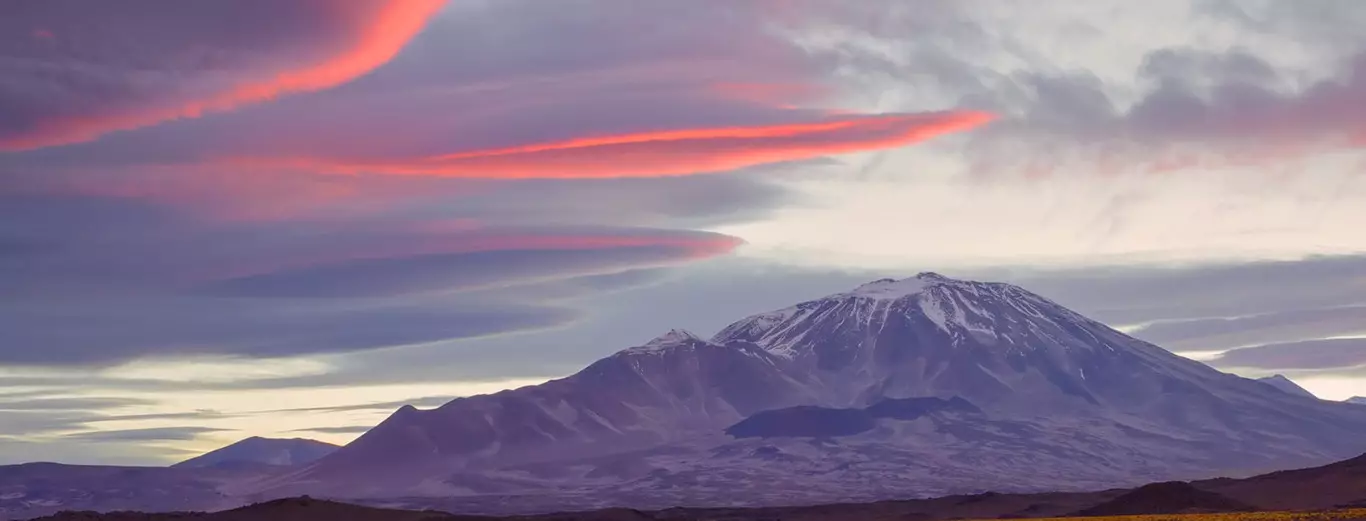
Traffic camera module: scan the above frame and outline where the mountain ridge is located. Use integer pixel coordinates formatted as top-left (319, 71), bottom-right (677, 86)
top-left (243, 273), bottom-right (1366, 508)
top-left (1256, 375), bottom-right (1316, 399)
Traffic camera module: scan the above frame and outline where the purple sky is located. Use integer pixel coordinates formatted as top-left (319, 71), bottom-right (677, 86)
top-left (2, 0), bottom-right (1365, 464)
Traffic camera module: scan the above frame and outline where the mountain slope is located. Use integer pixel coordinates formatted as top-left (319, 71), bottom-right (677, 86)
top-left (264, 329), bottom-right (817, 497)
top-left (1256, 375), bottom-right (1316, 398)
top-left (254, 274), bottom-right (1366, 508)
top-left (173, 437), bottom-right (338, 469)
top-left (1348, 396), bottom-right (1366, 405)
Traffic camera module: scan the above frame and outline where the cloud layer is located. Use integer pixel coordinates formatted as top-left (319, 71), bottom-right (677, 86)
top-left (0, 0), bottom-right (444, 150)
top-left (249, 110), bottom-right (993, 178)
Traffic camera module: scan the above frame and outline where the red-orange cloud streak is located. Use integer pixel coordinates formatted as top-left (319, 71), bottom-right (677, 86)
top-left (257, 110), bottom-right (995, 178)
top-left (1, 1), bottom-right (445, 152)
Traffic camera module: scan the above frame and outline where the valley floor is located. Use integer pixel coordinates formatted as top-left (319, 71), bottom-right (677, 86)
top-left (20, 499), bottom-right (1366, 521)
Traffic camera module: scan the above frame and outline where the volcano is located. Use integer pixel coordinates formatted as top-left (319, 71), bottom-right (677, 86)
top-left (253, 273), bottom-right (1366, 511)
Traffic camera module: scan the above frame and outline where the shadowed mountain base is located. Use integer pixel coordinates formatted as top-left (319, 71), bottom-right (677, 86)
top-left (20, 453), bottom-right (1366, 521)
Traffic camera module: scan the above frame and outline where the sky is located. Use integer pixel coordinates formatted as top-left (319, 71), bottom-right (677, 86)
top-left (2, 0), bottom-right (1365, 465)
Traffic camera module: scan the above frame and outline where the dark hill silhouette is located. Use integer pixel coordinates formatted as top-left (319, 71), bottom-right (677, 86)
top-left (1072, 481), bottom-right (1254, 516)
top-left (1199, 452), bottom-right (1366, 510)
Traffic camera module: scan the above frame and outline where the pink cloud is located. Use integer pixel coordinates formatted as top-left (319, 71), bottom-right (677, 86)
top-left (0, 1), bottom-right (445, 152)
top-left (237, 110), bottom-right (994, 179)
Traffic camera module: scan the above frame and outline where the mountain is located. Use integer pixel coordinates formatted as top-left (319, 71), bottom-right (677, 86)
top-left (1349, 396), bottom-right (1366, 405)
top-left (242, 273), bottom-right (1366, 511)
top-left (173, 437), bottom-right (338, 469)
top-left (1256, 375), bottom-right (1316, 398)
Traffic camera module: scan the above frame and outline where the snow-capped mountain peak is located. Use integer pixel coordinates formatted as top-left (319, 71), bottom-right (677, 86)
top-left (844, 272), bottom-right (961, 300)
top-left (711, 273), bottom-right (1209, 407)
top-left (620, 328), bottom-right (707, 354)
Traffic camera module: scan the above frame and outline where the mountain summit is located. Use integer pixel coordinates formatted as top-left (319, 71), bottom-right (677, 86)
top-left (714, 273), bottom-right (1212, 410)
top-left (1257, 374), bottom-right (1316, 398)
top-left (255, 275), bottom-right (1366, 509)
top-left (173, 437), bottom-right (338, 469)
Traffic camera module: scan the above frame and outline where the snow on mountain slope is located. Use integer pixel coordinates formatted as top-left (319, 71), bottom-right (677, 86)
top-left (173, 437), bottom-right (338, 469)
top-left (715, 272), bottom-right (1226, 410)
top-left (252, 274), bottom-right (1366, 506)
top-left (1348, 396), bottom-right (1366, 405)
top-left (1256, 375), bottom-right (1317, 399)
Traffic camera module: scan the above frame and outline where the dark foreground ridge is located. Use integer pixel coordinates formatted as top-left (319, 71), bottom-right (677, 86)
top-left (22, 453), bottom-right (1366, 521)
top-left (1071, 482), bottom-right (1255, 516)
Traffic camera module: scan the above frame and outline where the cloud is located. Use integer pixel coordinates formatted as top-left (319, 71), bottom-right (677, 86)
top-left (1128, 305), bottom-right (1366, 352)
top-left (0, 404), bottom-right (229, 438)
top-left (0, 189), bottom-right (749, 365)
top-left (1213, 339), bottom-right (1366, 371)
top-left (61, 426), bottom-right (229, 442)
top-left (0, 294), bottom-right (581, 366)
top-left (0, 0), bottom-right (445, 151)
top-left (272, 396), bottom-right (455, 413)
top-left (292, 426), bottom-right (373, 435)
top-left (1002, 49), bottom-right (1366, 163)
top-left (246, 110), bottom-right (994, 179)
top-left (0, 396), bottom-right (154, 412)
top-left (770, 1), bottom-right (1366, 174)
top-left (988, 255), bottom-right (1366, 325)
top-left (200, 229), bottom-right (743, 298)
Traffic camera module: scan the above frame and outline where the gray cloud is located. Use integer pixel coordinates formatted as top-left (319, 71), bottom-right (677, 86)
top-left (0, 411), bottom-right (101, 437)
top-left (1128, 306), bottom-right (1366, 352)
top-left (0, 406), bottom-right (229, 439)
top-left (62, 426), bottom-right (229, 442)
top-left (0, 437), bottom-right (196, 466)
top-left (292, 426), bottom-right (372, 435)
top-left (1199, 0), bottom-right (1366, 49)
top-left (783, 0), bottom-right (1366, 170)
top-left (0, 396), bottom-right (154, 411)
top-left (0, 190), bottom-right (752, 365)
top-left (987, 255), bottom-right (1366, 325)
top-left (272, 396), bottom-right (455, 414)
top-left (0, 294), bottom-right (579, 366)
top-left (1212, 339), bottom-right (1366, 371)
top-left (199, 230), bottom-right (738, 298)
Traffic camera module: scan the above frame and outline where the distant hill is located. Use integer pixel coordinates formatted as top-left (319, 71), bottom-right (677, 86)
top-left (1073, 481), bottom-right (1254, 516)
top-left (172, 437), bottom-right (338, 469)
top-left (1198, 452), bottom-right (1366, 510)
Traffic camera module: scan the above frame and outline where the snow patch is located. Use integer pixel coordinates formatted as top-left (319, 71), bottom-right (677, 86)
top-left (919, 293), bottom-right (950, 332)
top-left (847, 277), bottom-right (932, 300)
